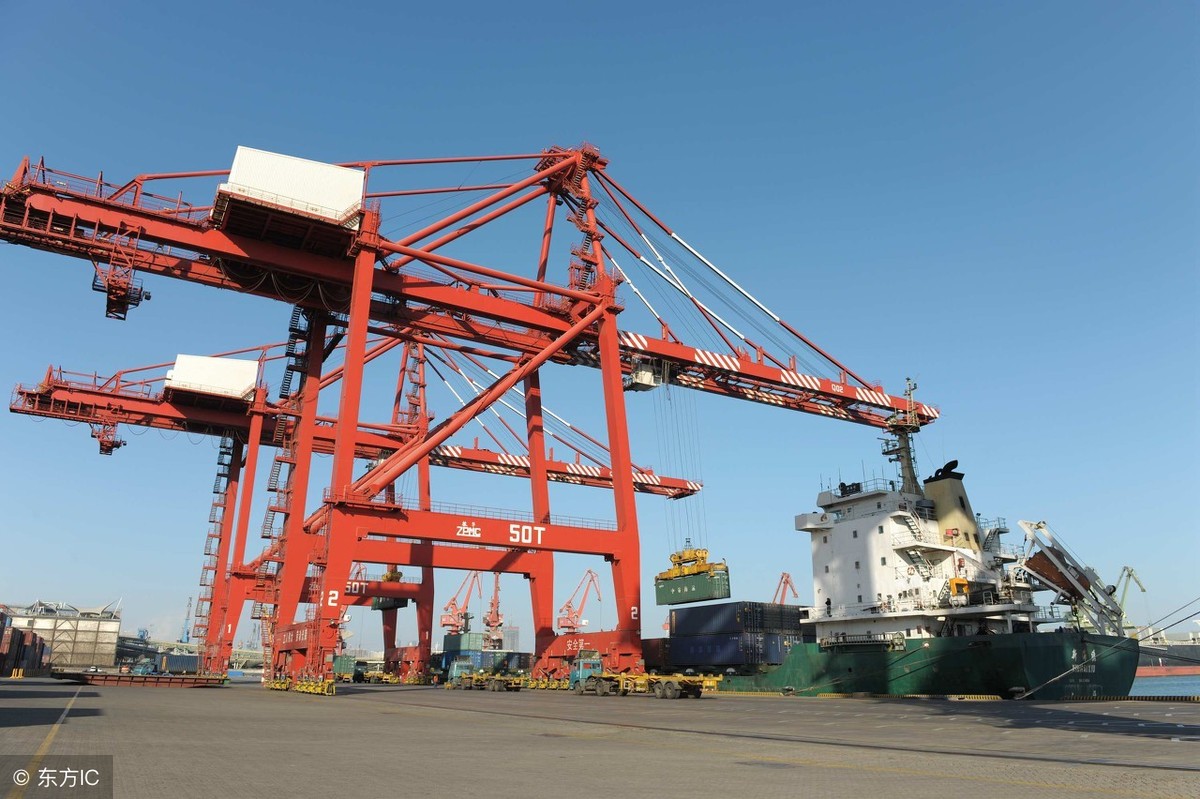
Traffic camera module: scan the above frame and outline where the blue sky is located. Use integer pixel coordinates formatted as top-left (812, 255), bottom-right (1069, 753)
top-left (1, 2), bottom-right (1196, 651)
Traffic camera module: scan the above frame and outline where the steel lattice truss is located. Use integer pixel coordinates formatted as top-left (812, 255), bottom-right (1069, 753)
top-left (1, 145), bottom-right (937, 681)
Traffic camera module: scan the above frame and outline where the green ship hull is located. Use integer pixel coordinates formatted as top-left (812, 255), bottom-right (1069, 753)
top-left (719, 632), bottom-right (1138, 700)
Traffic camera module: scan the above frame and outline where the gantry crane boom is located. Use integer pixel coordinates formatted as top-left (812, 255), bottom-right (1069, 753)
top-left (10, 366), bottom-right (700, 498)
top-left (0, 157), bottom-right (937, 429)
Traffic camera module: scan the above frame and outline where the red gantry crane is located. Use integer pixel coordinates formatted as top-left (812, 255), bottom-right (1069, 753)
top-left (771, 572), bottom-right (799, 605)
top-left (483, 572), bottom-right (505, 650)
top-left (440, 571), bottom-right (483, 636)
top-left (0, 144), bottom-right (938, 686)
top-left (556, 569), bottom-right (602, 635)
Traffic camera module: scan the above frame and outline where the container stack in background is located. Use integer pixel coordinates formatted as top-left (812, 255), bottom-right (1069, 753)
top-left (666, 601), bottom-right (810, 673)
top-left (439, 631), bottom-right (531, 674)
top-left (1, 613), bottom-right (52, 678)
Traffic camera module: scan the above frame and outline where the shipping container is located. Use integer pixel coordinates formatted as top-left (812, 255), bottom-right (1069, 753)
top-left (158, 653), bottom-right (200, 674)
top-left (439, 649), bottom-right (532, 673)
top-left (332, 655), bottom-right (360, 675)
top-left (443, 632), bottom-right (485, 652)
top-left (371, 597), bottom-right (408, 611)
top-left (440, 650), bottom-right (485, 672)
top-left (668, 632), bottom-right (782, 669)
top-left (670, 601), bottom-right (808, 636)
top-left (655, 571), bottom-right (731, 606)
top-left (641, 637), bottom-right (671, 673)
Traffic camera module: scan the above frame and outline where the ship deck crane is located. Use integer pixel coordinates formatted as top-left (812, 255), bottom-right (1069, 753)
top-left (1018, 521), bottom-right (1128, 637)
top-left (0, 144), bottom-right (939, 683)
top-left (440, 571), bottom-right (483, 636)
top-left (557, 570), bottom-right (602, 634)
top-left (771, 573), bottom-right (798, 605)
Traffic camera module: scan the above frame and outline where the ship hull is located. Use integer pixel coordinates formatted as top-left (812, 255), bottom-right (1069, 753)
top-left (1136, 665), bottom-right (1200, 677)
top-left (1136, 643), bottom-right (1200, 677)
top-left (718, 632), bottom-right (1138, 700)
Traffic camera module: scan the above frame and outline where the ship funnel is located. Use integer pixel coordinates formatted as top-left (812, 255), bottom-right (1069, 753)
top-left (922, 462), bottom-right (981, 552)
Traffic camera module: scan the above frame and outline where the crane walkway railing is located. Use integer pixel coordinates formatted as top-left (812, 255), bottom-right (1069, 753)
top-left (324, 490), bottom-right (617, 532)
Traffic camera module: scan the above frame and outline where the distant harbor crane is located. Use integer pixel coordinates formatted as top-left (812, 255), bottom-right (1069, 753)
top-left (771, 573), bottom-right (799, 605)
top-left (180, 597), bottom-right (192, 644)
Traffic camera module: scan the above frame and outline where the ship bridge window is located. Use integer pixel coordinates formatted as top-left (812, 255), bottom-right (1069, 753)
top-left (959, 495), bottom-right (967, 511)
top-left (822, 535), bottom-right (828, 544)
top-left (852, 530), bottom-right (858, 538)
top-left (880, 557), bottom-right (887, 566)
top-left (877, 525), bottom-right (883, 535)
top-left (824, 565), bottom-right (830, 573)
top-left (855, 561), bottom-right (860, 569)
top-left (877, 501), bottom-right (882, 509)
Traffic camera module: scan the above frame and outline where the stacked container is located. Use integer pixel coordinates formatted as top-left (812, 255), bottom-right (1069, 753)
top-left (438, 649), bottom-right (533, 673)
top-left (667, 601), bottom-right (809, 671)
top-left (1, 628), bottom-right (50, 677)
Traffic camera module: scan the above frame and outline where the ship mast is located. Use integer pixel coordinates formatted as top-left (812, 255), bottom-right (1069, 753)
top-left (882, 377), bottom-right (923, 496)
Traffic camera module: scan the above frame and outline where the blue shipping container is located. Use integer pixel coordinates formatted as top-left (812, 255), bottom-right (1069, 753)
top-left (669, 633), bottom-right (769, 668)
top-left (671, 601), bottom-right (808, 637)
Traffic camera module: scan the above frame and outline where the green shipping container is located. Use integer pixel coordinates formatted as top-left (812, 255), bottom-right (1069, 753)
top-left (655, 571), bottom-right (731, 606)
top-left (332, 655), bottom-right (359, 675)
top-left (371, 597), bottom-right (408, 611)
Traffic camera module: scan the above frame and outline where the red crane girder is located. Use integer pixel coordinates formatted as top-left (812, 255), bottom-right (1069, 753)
top-left (8, 369), bottom-right (700, 498)
top-left (0, 158), bottom-right (937, 427)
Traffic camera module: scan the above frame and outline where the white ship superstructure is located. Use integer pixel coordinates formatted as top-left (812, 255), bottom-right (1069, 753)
top-left (796, 463), bottom-right (1049, 646)
top-left (792, 407), bottom-right (1131, 654)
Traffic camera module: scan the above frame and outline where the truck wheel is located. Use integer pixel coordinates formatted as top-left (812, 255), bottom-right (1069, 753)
top-left (653, 681), bottom-right (665, 699)
top-left (573, 681), bottom-right (584, 695)
top-left (664, 681), bottom-right (680, 700)
top-left (595, 679), bottom-right (609, 697)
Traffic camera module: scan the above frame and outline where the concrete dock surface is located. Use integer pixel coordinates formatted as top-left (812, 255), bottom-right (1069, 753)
top-left (2, 678), bottom-right (1198, 798)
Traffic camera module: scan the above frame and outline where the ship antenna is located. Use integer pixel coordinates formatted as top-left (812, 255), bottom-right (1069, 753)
top-left (881, 377), bottom-right (923, 495)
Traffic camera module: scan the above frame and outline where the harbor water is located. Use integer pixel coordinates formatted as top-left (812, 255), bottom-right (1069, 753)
top-left (1130, 674), bottom-right (1200, 696)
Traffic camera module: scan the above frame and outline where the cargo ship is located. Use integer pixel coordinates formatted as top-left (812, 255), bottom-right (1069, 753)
top-left (1136, 627), bottom-right (1200, 677)
top-left (655, 423), bottom-right (1139, 699)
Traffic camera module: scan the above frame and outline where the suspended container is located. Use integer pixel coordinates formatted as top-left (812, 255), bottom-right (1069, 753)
top-left (443, 632), bottom-right (485, 652)
top-left (654, 542), bottom-right (731, 605)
